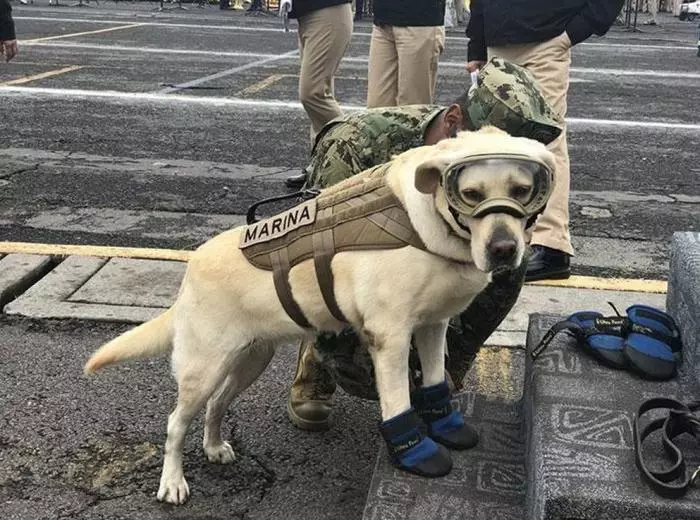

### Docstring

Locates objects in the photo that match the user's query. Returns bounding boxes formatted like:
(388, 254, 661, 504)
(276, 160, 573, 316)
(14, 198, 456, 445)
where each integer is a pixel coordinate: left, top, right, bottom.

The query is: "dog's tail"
(84, 307, 174, 374)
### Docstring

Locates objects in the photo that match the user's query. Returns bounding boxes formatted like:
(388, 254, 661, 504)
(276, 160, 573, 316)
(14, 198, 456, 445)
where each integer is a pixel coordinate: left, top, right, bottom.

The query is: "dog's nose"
(487, 238, 517, 263)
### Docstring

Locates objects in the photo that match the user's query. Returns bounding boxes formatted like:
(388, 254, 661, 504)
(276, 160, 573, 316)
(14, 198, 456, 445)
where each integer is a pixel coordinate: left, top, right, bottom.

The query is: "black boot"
(525, 245, 571, 282)
(379, 408, 452, 477)
(285, 169, 308, 189)
(412, 381, 479, 450)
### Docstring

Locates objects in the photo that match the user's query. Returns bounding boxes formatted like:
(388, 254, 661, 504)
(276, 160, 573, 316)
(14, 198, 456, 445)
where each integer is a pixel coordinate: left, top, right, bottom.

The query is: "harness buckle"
(691, 466, 700, 486)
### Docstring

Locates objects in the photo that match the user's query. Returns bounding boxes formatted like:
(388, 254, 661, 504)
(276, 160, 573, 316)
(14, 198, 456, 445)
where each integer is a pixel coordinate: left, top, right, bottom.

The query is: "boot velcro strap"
(417, 400, 453, 422)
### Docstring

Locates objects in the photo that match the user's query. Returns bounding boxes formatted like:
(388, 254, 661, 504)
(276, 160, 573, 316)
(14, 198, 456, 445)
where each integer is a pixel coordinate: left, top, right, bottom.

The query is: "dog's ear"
(414, 159, 446, 194)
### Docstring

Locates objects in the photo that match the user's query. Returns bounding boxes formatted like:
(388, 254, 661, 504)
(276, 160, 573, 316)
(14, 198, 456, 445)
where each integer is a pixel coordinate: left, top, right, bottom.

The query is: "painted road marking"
(157, 50, 299, 94)
(237, 73, 286, 96)
(236, 73, 362, 96)
(24, 23, 147, 43)
(14, 17, 698, 50)
(0, 241, 668, 293)
(18, 42, 700, 80)
(2, 86, 700, 131)
(0, 65, 83, 86)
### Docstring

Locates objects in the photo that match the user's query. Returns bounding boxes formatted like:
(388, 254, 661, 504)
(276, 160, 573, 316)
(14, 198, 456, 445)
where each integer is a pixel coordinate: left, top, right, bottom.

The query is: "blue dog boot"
(379, 408, 452, 478)
(412, 381, 479, 451)
(624, 305, 682, 380)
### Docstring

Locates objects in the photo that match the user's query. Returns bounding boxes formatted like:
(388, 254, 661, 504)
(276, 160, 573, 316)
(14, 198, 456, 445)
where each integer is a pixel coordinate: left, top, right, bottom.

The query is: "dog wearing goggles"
(83, 126, 555, 504)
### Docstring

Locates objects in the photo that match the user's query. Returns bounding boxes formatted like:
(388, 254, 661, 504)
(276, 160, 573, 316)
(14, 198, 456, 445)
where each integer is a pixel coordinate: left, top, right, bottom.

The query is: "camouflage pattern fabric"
(304, 105, 444, 188)
(467, 57, 565, 145)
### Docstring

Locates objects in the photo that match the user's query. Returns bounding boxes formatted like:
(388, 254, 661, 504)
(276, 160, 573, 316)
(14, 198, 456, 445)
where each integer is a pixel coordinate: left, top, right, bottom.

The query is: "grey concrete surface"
(1, 254, 666, 343)
(0, 253, 53, 306)
(525, 314, 700, 520)
(667, 232, 700, 396)
(0, 315, 379, 520)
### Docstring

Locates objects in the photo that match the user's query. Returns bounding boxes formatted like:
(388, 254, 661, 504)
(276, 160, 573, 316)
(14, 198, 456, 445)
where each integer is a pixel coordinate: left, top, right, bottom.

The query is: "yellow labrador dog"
(84, 127, 555, 504)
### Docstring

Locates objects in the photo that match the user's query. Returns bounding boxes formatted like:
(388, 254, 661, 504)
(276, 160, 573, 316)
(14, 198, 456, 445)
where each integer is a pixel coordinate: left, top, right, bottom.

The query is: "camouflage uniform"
(289, 57, 563, 407)
(305, 105, 444, 188)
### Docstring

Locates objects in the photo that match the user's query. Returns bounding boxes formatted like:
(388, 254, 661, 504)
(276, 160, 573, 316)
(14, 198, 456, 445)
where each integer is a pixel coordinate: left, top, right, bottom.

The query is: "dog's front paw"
(157, 474, 190, 505)
(204, 441, 237, 464)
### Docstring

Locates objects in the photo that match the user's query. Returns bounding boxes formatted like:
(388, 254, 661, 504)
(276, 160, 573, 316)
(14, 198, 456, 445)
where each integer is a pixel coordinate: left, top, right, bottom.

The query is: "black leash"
(634, 397, 700, 498)
(246, 188, 320, 225)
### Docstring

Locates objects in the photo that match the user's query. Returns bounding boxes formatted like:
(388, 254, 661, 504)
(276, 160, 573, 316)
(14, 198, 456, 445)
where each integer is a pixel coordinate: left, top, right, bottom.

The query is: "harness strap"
(634, 397, 700, 498)
(313, 207, 348, 323)
(270, 248, 311, 329)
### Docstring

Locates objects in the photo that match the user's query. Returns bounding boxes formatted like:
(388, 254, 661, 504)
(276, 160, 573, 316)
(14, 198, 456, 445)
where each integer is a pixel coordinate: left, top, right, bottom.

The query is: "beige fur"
(84, 127, 555, 505)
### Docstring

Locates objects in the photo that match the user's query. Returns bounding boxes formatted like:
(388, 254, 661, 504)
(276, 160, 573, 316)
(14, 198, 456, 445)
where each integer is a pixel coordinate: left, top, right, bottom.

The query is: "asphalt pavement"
(0, 4, 698, 519)
(0, 4, 698, 278)
(0, 315, 379, 520)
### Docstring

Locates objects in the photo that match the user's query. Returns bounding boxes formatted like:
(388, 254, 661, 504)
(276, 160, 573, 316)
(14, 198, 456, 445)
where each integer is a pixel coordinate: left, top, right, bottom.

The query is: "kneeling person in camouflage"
(287, 57, 564, 431)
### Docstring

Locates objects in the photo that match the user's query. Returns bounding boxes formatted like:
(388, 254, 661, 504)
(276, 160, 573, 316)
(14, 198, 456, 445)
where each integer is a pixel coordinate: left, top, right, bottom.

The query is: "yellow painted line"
(527, 275, 667, 294)
(237, 73, 359, 96)
(0, 242, 192, 262)
(24, 23, 146, 43)
(236, 73, 285, 96)
(0, 65, 83, 86)
(0, 241, 668, 293)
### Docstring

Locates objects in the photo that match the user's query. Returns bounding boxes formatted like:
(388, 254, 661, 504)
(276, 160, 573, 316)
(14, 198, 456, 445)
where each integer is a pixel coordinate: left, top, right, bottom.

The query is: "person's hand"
(466, 60, 486, 73)
(279, 0, 291, 16)
(1, 39, 18, 62)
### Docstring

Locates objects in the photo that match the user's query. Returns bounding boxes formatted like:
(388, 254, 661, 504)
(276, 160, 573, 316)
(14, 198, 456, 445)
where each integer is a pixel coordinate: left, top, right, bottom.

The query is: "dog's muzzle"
(441, 154, 553, 227)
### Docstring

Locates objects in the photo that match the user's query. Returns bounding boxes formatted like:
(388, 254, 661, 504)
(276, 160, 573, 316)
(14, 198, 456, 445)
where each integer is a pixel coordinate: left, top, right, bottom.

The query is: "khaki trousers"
(489, 32, 574, 255)
(298, 3, 353, 141)
(367, 25, 445, 108)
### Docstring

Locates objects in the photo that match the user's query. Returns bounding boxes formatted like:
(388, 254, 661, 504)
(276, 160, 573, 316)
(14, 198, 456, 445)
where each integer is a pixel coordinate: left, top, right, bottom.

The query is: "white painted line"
(14, 16, 696, 50)
(2, 85, 700, 130)
(157, 49, 299, 93)
(24, 23, 146, 43)
(21, 41, 278, 59)
(20, 42, 700, 80)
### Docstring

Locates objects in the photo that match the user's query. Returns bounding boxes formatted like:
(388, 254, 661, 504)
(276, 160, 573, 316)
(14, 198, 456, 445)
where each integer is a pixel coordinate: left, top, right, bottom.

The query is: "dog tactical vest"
(239, 164, 427, 328)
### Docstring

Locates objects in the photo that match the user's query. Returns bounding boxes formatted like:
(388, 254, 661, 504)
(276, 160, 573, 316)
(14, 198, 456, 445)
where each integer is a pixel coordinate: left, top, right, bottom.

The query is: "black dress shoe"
(285, 170, 308, 189)
(525, 245, 571, 282)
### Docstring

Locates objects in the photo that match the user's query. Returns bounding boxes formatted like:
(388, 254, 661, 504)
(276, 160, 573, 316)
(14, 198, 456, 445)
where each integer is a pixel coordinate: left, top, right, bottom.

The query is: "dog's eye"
(510, 186, 532, 199)
(461, 189, 484, 203)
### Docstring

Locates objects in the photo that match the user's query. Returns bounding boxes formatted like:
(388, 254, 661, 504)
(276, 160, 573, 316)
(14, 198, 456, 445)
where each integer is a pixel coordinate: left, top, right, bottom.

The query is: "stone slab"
(524, 314, 700, 520)
(667, 232, 700, 396)
(4, 256, 162, 323)
(68, 257, 186, 307)
(2, 254, 669, 342)
(0, 254, 53, 306)
(363, 389, 527, 520)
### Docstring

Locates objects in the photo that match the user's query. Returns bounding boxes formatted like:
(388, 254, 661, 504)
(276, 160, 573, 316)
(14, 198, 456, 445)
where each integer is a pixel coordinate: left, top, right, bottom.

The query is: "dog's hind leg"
(157, 333, 241, 505)
(202, 342, 275, 464)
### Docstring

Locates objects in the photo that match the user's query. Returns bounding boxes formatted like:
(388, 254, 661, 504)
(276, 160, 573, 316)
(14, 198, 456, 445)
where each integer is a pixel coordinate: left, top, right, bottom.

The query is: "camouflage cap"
(467, 57, 564, 145)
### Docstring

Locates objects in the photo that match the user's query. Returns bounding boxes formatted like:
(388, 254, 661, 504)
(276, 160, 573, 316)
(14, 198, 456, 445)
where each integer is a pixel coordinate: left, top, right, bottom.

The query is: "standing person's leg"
(489, 34, 574, 275)
(394, 25, 445, 105)
(648, 0, 659, 24)
(367, 25, 399, 107)
(298, 3, 353, 141)
(354, 0, 363, 20)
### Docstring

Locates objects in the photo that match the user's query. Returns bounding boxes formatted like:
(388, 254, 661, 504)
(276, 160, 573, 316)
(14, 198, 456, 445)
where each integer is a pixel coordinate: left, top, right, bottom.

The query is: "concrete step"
(524, 313, 700, 520)
(362, 347, 528, 520)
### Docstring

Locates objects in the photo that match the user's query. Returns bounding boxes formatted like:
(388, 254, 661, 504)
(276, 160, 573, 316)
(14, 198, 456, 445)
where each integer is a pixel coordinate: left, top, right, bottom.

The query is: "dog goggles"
(442, 154, 553, 220)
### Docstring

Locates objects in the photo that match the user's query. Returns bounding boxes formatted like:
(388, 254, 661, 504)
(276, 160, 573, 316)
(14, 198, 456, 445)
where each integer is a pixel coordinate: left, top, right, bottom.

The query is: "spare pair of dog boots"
(532, 304, 683, 380)
(378, 381, 479, 477)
